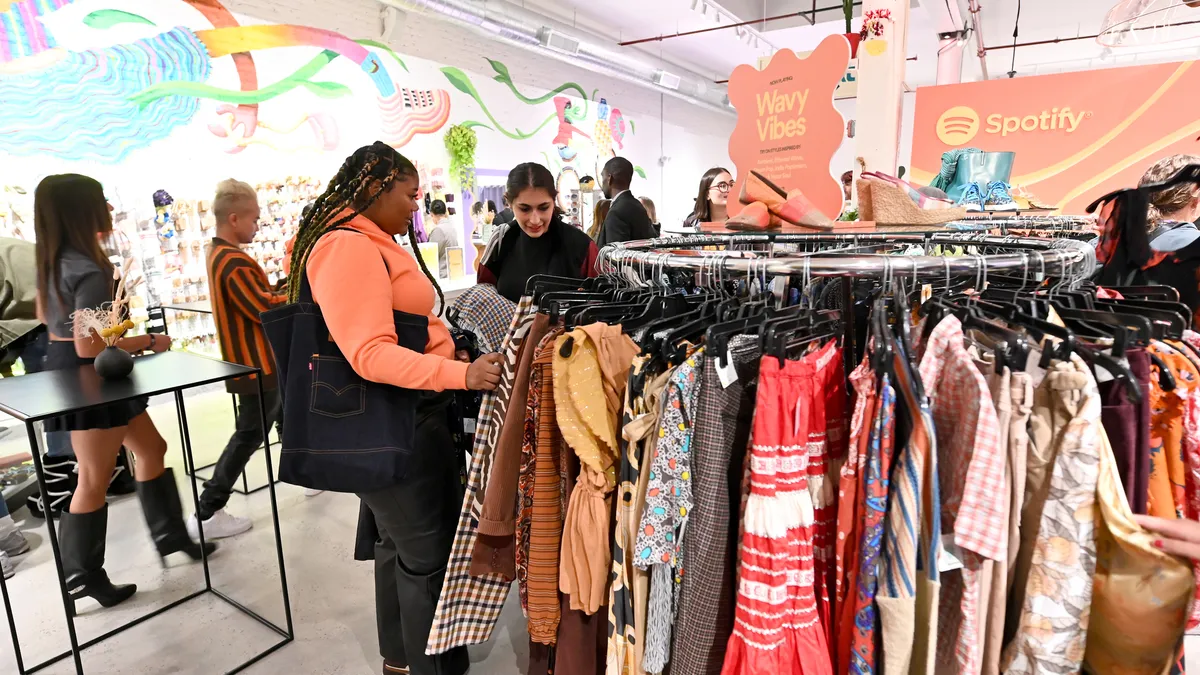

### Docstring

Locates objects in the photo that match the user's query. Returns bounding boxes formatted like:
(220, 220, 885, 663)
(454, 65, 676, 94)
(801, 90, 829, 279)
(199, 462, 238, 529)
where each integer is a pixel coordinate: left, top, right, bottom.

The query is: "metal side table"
(156, 302, 280, 496)
(0, 352, 293, 674)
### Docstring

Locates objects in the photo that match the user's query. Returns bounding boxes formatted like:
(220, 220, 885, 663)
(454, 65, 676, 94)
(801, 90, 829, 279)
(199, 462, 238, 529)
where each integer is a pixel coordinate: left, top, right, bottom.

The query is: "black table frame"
(155, 304, 278, 496)
(0, 353, 293, 674)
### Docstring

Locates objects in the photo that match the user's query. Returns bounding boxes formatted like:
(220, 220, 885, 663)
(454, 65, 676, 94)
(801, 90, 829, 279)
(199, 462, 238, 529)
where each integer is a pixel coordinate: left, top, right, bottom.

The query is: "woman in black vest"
(478, 163, 599, 302)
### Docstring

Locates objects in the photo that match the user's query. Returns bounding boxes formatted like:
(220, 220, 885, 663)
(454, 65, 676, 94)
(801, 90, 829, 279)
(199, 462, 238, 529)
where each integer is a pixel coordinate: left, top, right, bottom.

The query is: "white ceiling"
(514, 0, 1200, 87)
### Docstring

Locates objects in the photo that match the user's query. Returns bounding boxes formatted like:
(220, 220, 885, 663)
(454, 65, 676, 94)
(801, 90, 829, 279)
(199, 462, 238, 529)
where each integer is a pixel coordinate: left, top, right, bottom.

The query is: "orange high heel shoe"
(740, 171, 834, 230)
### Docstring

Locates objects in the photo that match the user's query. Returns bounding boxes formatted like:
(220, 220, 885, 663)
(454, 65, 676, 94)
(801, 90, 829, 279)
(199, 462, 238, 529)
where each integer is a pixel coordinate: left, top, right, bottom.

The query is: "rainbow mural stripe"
(0, 27, 210, 162)
(0, 0, 71, 63)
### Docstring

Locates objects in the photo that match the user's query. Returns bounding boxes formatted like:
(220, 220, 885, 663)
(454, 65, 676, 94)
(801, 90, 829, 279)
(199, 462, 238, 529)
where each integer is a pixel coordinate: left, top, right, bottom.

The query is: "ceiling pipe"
(985, 17, 1200, 51)
(380, 0, 734, 115)
(966, 0, 990, 79)
(619, 1, 863, 46)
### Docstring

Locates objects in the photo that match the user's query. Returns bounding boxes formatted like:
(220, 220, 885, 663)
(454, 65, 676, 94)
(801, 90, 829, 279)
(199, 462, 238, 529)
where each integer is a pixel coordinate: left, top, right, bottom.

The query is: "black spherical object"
(94, 346, 134, 380)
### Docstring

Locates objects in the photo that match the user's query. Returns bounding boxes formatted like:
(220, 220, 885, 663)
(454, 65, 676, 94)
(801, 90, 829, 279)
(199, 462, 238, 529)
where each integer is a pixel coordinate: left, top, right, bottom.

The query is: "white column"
(853, 0, 911, 175)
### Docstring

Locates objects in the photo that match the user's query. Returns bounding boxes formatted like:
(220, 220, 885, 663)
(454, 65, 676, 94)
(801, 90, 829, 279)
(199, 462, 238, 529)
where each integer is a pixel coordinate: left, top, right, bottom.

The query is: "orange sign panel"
(911, 60, 1200, 214)
(727, 36, 850, 220)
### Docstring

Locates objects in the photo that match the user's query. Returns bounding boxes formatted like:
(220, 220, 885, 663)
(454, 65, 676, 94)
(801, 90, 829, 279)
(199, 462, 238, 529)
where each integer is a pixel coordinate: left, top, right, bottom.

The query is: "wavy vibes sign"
(726, 36, 850, 221)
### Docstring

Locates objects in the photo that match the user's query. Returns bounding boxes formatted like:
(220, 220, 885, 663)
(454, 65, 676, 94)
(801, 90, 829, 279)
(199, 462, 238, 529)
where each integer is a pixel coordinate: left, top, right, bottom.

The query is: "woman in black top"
(478, 163, 599, 302)
(35, 174, 213, 614)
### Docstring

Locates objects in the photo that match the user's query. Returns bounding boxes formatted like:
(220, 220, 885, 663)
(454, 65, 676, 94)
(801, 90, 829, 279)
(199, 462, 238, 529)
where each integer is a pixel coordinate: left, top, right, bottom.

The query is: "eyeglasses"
(710, 181, 733, 194)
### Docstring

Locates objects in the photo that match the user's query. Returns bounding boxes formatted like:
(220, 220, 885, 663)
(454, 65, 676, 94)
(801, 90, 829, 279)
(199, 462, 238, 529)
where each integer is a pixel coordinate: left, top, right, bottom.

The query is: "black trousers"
(198, 390, 281, 520)
(357, 395, 468, 675)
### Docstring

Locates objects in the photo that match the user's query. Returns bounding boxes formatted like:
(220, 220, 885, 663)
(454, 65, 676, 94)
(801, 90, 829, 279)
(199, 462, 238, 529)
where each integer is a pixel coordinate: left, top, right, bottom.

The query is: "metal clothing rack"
(597, 231, 1097, 282)
(598, 231, 1096, 372)
(945, 214, 1096, 236)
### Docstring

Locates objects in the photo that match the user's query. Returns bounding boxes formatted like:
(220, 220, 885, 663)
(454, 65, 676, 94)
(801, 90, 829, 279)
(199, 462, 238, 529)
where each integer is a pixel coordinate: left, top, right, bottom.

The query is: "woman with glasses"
(682, 167, 733, 231)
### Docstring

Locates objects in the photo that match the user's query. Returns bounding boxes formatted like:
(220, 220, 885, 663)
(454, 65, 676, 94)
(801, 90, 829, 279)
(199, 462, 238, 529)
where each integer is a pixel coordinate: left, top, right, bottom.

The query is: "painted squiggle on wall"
(0, 26, 210, 162)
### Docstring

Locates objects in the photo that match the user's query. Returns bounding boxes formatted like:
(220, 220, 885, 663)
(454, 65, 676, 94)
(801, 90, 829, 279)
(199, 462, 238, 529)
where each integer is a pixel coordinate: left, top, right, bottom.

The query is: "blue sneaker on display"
(984, 181, 1020, 211)
(958, 182, 986, 212)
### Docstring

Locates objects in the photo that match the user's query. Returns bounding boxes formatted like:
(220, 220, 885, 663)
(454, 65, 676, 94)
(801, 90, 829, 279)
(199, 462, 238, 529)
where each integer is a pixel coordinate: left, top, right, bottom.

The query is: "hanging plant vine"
(444, 123, 478, 190)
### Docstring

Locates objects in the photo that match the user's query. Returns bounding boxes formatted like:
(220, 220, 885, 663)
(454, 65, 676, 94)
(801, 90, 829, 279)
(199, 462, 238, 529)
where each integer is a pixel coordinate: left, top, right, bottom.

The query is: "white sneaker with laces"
(187, 509, 253, 541)
(1, 550, 12, 579)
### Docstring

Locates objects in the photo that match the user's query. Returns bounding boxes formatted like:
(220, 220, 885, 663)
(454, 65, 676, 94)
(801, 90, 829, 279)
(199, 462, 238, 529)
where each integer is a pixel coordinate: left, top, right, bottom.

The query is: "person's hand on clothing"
(1135, 514, 1200, 561)
(466, 353, 503, 391)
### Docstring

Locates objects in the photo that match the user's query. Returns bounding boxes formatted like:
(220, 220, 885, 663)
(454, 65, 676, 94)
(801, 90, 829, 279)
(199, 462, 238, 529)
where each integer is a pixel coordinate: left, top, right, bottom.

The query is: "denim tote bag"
(262, 229, 428, 493)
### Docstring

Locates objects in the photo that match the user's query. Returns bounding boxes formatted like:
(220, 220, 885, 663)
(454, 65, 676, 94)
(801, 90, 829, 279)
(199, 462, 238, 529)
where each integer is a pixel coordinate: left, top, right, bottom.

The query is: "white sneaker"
(187, 509, 253, 541)
(303, 488, 324, 497)
(1, 550, 12, 579)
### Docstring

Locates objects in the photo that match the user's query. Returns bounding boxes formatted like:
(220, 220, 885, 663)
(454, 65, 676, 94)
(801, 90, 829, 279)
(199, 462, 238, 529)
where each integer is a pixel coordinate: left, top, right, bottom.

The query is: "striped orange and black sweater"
(207, 238, 286, 394)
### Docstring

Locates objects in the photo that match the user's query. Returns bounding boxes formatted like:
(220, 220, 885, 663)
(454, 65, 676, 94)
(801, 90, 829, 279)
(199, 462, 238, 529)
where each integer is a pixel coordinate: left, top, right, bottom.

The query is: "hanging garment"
(877, 342, 941, 675)
(1002, 355, 1101, 675)
(527, 328, 566, 644)
(672, 335, 761, 675)
(428, 298, 536, 655)
(920, 316, 1006, 675)
(722, 347, 837, 675)
(979, 367, 1033, 675)
(448, 283, 518, 354)
(639, 349, 704, 673)
(804, 344, 848, 647)
(834, 360, 878, 675)
(607, 358, 673, 675)
(555, 445, 612, 675)
(1085, 403, 1196, 674)
(472, 313, 552, 579)
(1099, 347, 1148, 513)
(846, 374, 896, 675)
(1147, 341, 1200, 520)
(557, 323, 640, 615)
(1179, 332, 1200, 630)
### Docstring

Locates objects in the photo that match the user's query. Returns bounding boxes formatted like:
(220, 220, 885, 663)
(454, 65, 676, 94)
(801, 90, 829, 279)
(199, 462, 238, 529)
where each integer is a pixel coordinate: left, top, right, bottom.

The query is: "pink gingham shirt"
(918, 315, 1006, 675)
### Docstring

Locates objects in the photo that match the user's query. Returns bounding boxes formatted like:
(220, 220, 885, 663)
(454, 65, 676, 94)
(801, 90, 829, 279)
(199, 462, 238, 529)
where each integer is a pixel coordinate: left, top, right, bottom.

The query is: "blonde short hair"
(212, 179, 258, 224)
(1140, 154, 1200, 226)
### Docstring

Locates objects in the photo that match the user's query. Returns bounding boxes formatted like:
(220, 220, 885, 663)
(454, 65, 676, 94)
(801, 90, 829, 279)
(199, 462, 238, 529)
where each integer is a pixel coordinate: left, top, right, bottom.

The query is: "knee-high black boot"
(135, 468, 217, 565)
(59, 504, 137, 615)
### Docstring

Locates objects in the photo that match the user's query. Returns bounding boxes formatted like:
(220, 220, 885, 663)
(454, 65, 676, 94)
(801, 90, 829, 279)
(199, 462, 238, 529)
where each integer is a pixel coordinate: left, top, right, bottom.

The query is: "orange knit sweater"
(306, 214, 468, 391)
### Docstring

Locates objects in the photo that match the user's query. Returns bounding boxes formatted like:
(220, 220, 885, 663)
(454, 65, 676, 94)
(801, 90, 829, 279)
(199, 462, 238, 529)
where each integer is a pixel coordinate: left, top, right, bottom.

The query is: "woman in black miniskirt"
(34, 175, 215, 614)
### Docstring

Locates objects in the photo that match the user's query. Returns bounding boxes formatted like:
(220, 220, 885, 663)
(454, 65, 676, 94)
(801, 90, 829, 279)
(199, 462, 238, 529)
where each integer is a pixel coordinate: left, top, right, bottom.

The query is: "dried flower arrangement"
(71, 259, 141, 347)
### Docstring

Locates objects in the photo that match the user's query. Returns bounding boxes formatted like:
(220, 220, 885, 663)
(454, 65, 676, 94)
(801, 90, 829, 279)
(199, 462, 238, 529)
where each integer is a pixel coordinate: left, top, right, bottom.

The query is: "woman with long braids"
(35, 174, 215, 615)
(288, 141, 502, 675)
(478, 162, 599, 302)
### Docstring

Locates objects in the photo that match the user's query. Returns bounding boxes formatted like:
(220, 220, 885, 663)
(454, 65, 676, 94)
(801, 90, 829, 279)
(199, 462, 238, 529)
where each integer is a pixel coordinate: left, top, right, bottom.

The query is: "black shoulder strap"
(297, 227, 390, 304)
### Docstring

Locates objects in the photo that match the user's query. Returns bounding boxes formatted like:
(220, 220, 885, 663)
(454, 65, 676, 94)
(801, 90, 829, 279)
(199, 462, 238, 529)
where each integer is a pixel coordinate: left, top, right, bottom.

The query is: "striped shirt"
(206, 238, 286, 393)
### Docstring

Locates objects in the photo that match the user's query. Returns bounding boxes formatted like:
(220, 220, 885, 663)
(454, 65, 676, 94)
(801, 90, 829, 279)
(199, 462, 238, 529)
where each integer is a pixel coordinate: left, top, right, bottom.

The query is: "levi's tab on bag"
(262, 228, 428, 493)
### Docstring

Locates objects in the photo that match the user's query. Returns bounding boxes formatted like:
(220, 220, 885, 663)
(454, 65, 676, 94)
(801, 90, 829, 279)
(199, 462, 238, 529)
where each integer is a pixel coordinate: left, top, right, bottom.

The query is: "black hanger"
(1146, 350, 1178, 392)
(1094, 298, 1188, 340)
(1104, 285, 1180, 302)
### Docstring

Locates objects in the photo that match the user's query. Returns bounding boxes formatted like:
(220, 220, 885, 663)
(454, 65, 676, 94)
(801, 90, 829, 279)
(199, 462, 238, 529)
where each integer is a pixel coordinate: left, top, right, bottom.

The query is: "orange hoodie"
(306, 213, 468, 391)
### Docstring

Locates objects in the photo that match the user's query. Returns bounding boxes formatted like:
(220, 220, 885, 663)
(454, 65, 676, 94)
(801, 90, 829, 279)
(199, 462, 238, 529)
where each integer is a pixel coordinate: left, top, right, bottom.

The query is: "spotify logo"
(936, 106, 981, 146)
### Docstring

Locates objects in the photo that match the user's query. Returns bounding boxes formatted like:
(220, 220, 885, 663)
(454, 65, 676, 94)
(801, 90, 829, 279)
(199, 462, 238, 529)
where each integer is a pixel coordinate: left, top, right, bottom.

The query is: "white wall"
(832, 93, 916, 179)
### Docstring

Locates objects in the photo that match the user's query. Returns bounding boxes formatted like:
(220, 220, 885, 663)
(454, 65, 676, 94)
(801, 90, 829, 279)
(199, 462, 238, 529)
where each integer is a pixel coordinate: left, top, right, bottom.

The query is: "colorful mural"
(0, 0, 451, 160)
(442, 58, 637, 180)
(0, 0, 646, 186)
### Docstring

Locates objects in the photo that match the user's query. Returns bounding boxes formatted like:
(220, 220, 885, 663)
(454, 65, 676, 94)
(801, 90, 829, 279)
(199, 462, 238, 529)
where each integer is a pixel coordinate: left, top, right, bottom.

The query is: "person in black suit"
(493, 195, 515, 227)
(596, 157, 657, 246)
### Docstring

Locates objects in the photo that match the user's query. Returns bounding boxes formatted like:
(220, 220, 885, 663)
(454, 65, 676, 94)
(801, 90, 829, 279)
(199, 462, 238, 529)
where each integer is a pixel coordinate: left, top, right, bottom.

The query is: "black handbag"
(262, 229, 429, 493)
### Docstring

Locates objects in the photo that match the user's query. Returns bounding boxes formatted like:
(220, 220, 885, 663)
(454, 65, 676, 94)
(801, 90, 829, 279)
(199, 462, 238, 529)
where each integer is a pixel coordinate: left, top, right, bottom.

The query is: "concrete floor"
(0, 389, 528, 674)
